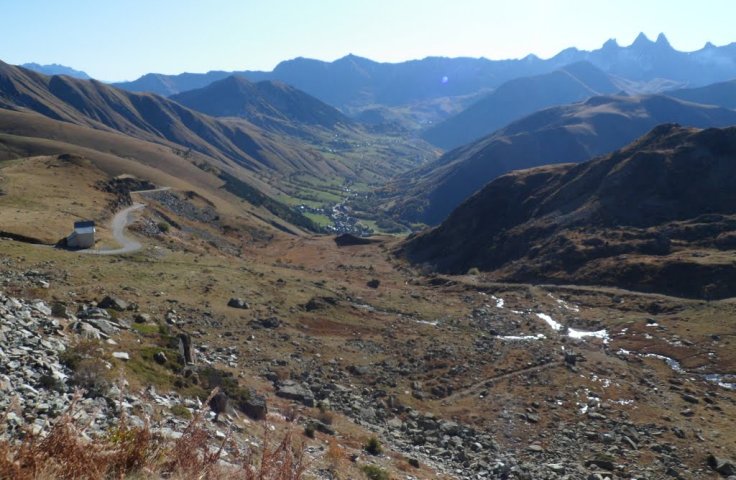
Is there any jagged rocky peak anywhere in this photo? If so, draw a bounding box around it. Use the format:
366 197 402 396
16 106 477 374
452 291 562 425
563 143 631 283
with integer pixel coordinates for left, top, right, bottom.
631 32 654 47
601 38 620 50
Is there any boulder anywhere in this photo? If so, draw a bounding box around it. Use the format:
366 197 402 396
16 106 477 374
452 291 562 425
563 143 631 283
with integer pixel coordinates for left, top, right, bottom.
227 298 250 309
209 391 228 421
276 380 315 407
304 296 337 312
98 296 129 311
708 454 736 476
251 317 281 329
153 352 168 365
239 393 268 420
178 334 196 365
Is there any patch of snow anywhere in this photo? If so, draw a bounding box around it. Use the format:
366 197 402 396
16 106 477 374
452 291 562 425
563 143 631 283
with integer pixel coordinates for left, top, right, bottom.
646 323 659 327
491 295 505 309
644 353 685 373
416 320 438 326
568 328 610 343
703 374 736 390
497 333 546 341
548 293 580 312
536 313 563 331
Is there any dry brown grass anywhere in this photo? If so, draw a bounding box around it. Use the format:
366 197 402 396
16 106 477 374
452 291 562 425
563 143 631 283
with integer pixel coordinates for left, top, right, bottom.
0 389 307 480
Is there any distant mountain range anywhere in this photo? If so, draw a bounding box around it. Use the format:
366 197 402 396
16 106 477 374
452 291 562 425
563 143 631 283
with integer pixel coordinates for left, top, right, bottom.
382 94 736 226
401 124 736 299
21 63 90 79
421 61 620 149
107 33 736 113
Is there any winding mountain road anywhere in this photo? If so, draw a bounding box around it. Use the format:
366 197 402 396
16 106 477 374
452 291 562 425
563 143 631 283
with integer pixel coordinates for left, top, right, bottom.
79 187 169 255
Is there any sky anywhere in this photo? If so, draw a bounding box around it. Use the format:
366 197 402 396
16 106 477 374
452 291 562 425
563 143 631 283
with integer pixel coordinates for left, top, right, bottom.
1 0 734 81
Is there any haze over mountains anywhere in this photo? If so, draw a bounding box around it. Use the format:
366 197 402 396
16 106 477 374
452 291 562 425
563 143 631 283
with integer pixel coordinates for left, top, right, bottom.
107 33 736 113
21 62 90 79
421 61 620 149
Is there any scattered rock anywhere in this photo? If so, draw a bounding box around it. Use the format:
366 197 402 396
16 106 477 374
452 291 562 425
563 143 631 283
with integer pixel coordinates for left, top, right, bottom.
153 352 168 365
112 352 130 361
367 279 380 289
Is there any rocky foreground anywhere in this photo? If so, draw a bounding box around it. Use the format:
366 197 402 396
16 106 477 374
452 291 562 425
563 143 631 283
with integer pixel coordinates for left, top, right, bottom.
2 279 736 479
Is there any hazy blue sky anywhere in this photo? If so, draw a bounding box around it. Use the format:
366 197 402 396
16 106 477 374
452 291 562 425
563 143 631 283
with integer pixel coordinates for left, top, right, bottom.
2 0 734 81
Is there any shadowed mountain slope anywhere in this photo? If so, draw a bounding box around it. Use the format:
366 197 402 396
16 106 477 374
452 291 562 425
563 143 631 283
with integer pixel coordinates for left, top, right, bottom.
401 125 736 299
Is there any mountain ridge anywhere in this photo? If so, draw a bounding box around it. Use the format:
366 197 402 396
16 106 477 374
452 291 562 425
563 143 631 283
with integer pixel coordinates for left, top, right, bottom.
421 61 619 149
380 94 736 226
401 124 736 299
111 33 736 111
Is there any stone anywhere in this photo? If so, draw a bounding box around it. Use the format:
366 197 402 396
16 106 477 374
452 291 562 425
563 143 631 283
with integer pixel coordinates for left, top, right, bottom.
527 444 544 453
227 298 249 309
134 313 151 323
252 317 280 329
587 411 607 420
178 334 196 364
112 352 130 361
83 318 120 336
153 352 168 364
586 458 615 471
366 279 380 289
51 301 71 318
71 321 102 340
78 307 111 320
708 454 736 476
681 393 699 404
209 391 228 421
97 296 129 311
276 380 315 407
239 393 268 420
304 296 337 312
